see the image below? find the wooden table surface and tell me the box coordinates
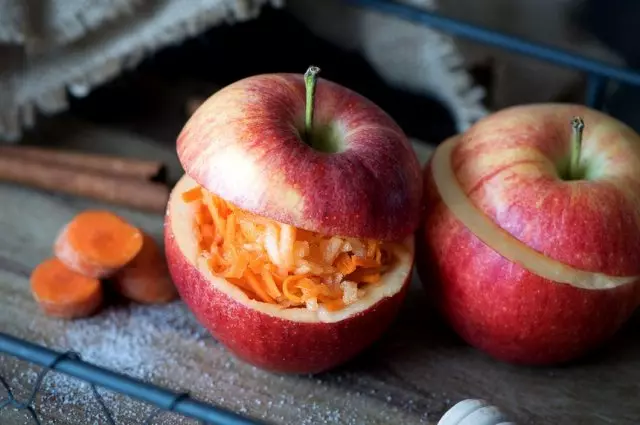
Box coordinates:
[0,112,639,425]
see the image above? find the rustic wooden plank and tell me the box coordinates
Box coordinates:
[0,117,638,425]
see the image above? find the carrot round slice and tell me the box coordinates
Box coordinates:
[30,257,103,319]
[112,233,178,304]
[54,210,144,279]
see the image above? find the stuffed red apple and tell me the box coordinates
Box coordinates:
[165,67,422,373]
[419,103,640,365]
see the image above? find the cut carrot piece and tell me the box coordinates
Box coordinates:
[54,210,144,279]
[283,275,307,304]
[181,187,202,202]
[112,233,178,304]
[183,184,394,311]
[335,253,357,275]
[245,269,275,303]
[261,266,282,299]
[195,204,212,225]
[30,257,103,319]
[352,256,380,268]
[227,277,257,295]
[319,297,345,312]
[348,268,382,284]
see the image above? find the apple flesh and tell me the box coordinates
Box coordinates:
[166,175,414,374]
[420,103,640,365]
[165,71,422,373]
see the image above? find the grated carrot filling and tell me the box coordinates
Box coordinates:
[182,186,393,311]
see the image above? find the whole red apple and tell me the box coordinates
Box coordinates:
[165,67,422,373]
[419,103,640,365]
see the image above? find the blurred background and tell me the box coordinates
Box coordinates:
[0,0,639,147]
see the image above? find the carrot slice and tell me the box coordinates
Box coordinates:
[112,233,178,304]
[297,278,322,300]
[200,224,214,250]
[54,210,143,279]
[30,257,103,319]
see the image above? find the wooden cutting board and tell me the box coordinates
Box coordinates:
[0,115,638,425]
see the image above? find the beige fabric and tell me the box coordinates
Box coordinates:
[0,0,281,142]
[0,0,491,142]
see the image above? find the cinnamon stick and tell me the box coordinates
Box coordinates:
[0,146,167,183]
[0,155,169,213]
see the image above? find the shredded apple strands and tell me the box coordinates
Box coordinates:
[182,186,393,311]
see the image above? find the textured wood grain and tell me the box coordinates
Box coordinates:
[0,117,638,425]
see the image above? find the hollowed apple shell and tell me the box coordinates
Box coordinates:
[165,175,414,374]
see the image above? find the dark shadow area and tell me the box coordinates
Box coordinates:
[566,310,640,368]
[293,282,467,422]
[305,277,640,423]
[68,5,457,145]
[578,0,640,133]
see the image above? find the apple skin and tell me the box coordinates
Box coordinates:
[419,103,640,365]
[176,73,422,242]
[166,72,421,373]
[165,210,412,374]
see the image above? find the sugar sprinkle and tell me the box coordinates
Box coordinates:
[0,301,436,424]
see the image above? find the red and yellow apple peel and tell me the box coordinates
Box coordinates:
[166,66,422,373]
[420,104,640,365]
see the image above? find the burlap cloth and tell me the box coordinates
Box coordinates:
[0,0,282,142]
[0,0,487,142]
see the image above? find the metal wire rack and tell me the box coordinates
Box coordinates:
[2,1,640,424]
[0,333,263,425]
[346,0,640,111]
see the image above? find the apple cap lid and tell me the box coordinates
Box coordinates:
[176,73,423,241]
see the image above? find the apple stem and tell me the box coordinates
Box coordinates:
[569,116,585,179]
[304,66,321,142]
